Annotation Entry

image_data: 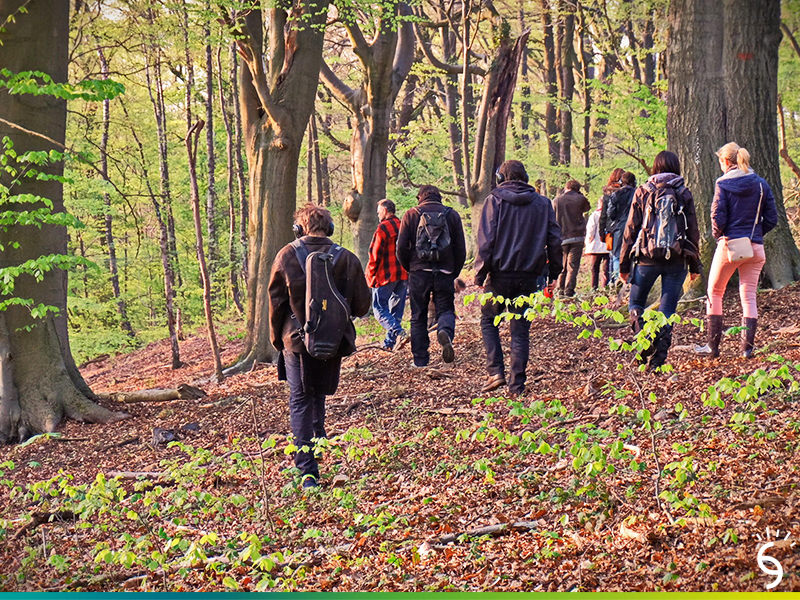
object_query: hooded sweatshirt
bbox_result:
[474,180,563,286]
[619,172,702,275]
[712,168,778,243]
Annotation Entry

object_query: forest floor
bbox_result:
[1,276,800,591]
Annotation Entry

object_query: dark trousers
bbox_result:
[408,270,456,367]
[480,274,539,394]
[558,243,583,296]
[588,254,610,289]
[283,350,340,479]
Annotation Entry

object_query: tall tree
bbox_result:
[226,0,330,371]
[0,0,127,442]
[555,0,576,166]
[319,0,415,263]
[97,46,135,337]
[667,0,800,288]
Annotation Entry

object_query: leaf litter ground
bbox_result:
[1,281,799,591]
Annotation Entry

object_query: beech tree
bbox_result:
[319,0,414,262]
[0,0,127,442]
[226,0,330,370]
[667,0,800,287]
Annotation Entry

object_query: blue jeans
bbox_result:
[372,279,407,348]
[628,262,687,317]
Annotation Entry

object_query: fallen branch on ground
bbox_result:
[13,511,76,540]
[433,520,537,544]
[97,384,206,404]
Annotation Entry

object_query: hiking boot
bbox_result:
[741,317,758,359]
[649,325,673,370]
[437,329,455,363]
[301,475,319,489]
[694,314,723,358]
[480,374,506,394]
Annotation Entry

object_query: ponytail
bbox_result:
[716,141,751,172]
[736,147,751,172]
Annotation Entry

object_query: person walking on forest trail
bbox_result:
[396,185,466,367]
[269,204,371,489]
[605,171,637,281]
[553,179,591,297]
[599,167,625,283]
[619,151,702,370]
[474,160,563,396]
[365,199,408,351]
[694,142,778,359]
[584,197,610,290]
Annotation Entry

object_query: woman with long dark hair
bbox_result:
[619,151,702,370]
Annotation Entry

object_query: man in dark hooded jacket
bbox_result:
[397,185,466,367]
[474,160,563,396]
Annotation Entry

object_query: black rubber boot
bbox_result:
[630,308,652,363]
[695,314,723,358]
[741,317,758,359]
[649,324,673,370]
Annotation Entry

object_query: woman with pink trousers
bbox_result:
[696,142,778,359]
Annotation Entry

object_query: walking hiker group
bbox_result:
[268,144,778,490]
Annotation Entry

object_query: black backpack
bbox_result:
[290,239,350,360]
[415,206,452,262]
[634,181,688,261]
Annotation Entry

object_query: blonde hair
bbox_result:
[716,142,751,172]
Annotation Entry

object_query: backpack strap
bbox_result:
[328,243,345,266]
[290,239,310,275]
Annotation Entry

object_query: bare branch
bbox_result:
[413,23,486,76]
[319,61,361,114]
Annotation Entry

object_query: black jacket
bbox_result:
[474,180,563,286]
[396,200,466,275]
[606,185,635,235]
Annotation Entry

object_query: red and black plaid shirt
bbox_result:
[365,215,408,287]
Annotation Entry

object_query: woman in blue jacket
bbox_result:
[696,142,778,359]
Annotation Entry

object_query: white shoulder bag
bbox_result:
[725,183,762,263]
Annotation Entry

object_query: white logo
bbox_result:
[756,527,797,590]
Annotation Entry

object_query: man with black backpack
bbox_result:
[268,204,371,489]
[396,185,466,367]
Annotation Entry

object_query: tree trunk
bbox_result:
[320,6,415,263]
[0,0,127,443]
[217,46,243,314]
[555,0,575,166]
[231,2,330,371]
[310,115,324,206]
[667,0,800,289]
[120,101,181,369]
[231,46,249,283]
[466,28,531,227]
[541,0,559,166]
[186,121,224,382]
[204,14,219,282]
[578,4,592,174]
[97,47,135,338]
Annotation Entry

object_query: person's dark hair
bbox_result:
[606,168,625,187]
[651,151,681,176]
[294,203,333,235]
[378,198,396,213]
[565,179,581,192]
[621,171,636,186]
[498,160,528,182]
[417,184,442,204]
